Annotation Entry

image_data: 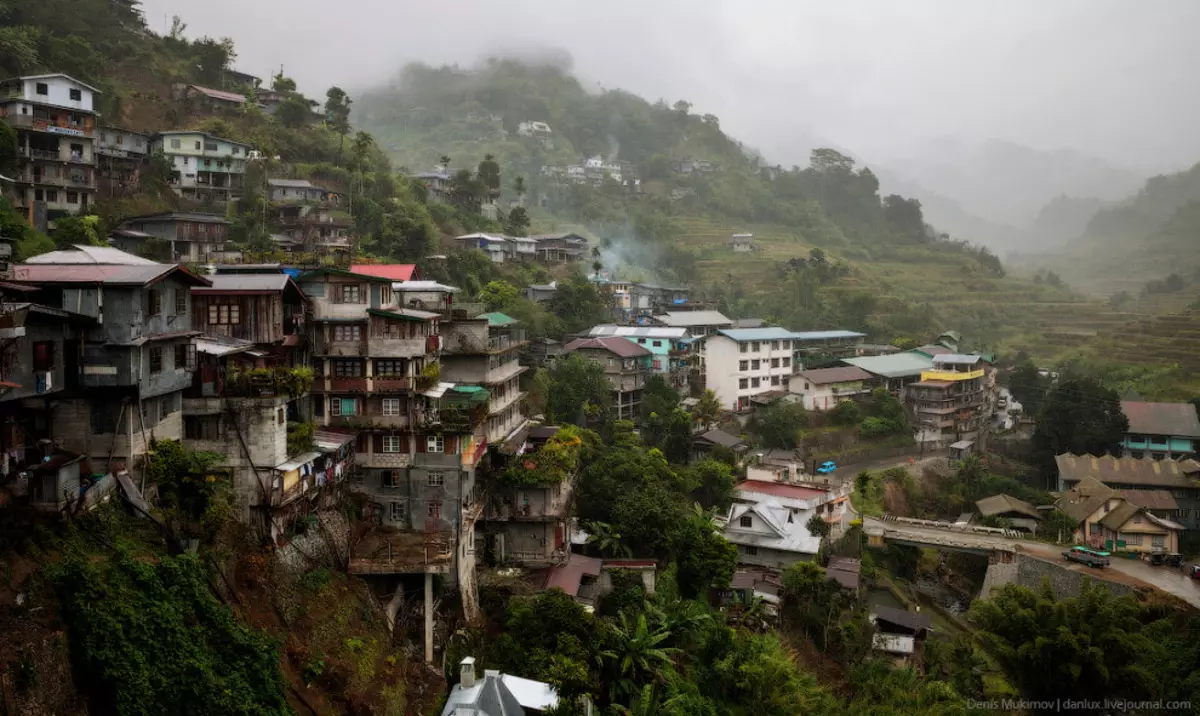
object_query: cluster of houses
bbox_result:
[540,155,641,193]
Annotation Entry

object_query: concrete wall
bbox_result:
[54,393,184,471]
[734,544,813,570]
[980,554,1137,601]
[0,321,70,403]
[183,396,289,520]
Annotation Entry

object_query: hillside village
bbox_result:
[0,4,1199,716]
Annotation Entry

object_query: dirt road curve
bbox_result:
[1020,542,1200,608]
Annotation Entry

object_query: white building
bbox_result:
[517,120,553,140]
[731,233,753,252]
[651,310,732,338]
[151,130,253,202]
[787,366,875,411]
[0,74,101,220]
[701,328,808,411]
[722,480,844,569]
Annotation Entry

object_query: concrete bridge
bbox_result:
[862,515,1029,560]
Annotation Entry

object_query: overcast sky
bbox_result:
[139,0,1200,172]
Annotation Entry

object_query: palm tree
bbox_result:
[584,520,631,558]
[439,154,451,170]
[591,246,603,279]
[692,389,722,431]
[513,175,526,206]
[725,594,770,632]
[600,611,681,701]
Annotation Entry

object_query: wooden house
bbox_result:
[191,273,307,349]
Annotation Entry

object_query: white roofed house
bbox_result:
[722,480,846,568]
[587,324,692,390]
[0,74,101,225]
[787,365,875,411]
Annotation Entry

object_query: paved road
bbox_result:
[863,516,1026,554]
[1020,542,1200,608]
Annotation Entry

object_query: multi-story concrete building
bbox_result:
[151,130,252,202]
[561,336,651,421]
[12,246,209,473]
[440,311,528,447]
[701,328,808,411]
[586,325,691,390]
[95,126,150,197]
[1119,401,1200,460]
[480,425,575,566]
[113,212,234,263]
[906,354,995,449]
[0,74,100,224]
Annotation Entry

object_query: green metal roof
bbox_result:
[478,311,518,327]
[842,351,934,378]
[444,385,490,405]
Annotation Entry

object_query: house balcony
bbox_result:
[311,302,371,321]
[21,148,61,161]
[5,114,94,137]
[324,377,369,393]
[17,171,95,189]
[321,340,368,357]
[368,337,433,358]
[372,377,414,393]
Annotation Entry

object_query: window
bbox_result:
[782,357,791,368]
[751,377,760,388]
[175,289,188,316]
[92,402,122,434]
[32,341,54,371]
[182,157,189,166]
[427,434,444,453]
[746,546,758,556]
[1123,534,1142,546]
[333,360,363,377]
[207,303,240,325]
[331,398,357,416]
[184,415,220,441]
[314,398,324,417]
[1152,535,1165,548]
[149,346,162,373]
[66,192,78,204]
[384,471,401,488]
[69,88,82,101]
[751,341,760,352]
[428,501,442,520]
[148,289,162,316]
[382,435,402,453]
[35,82,48,95]
[739,360,748,371]
[389,502,404,520]
[333,324,362,342]
[194,141,201,150]
[34,189,43,201]
[427,472,444,487]
[771,376,780,386]
[174,343,196,371]
[380,285,393,305]
[751,359,760,370]
[340,284,362,303]
[652,340,662,348]
[771,358,780,368]
[1090,523,1102,535]
[376,359,404,377]
[739,378,748,389]
[739,343,747,353]
[46,190,57,203]
[771,341,780,350]
[277,407,285,425]
[382,398,401,416]
[204,142,218,151]
[739,515,752,528]
[231,146,241,155]
[170,138,181,149]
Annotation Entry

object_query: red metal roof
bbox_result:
[543,554,602,596]
[348,264,418,281]
[734,480,829,501]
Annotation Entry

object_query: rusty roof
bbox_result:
[12,263,209,287]
[1055,453,1197,489]
[793,366,874,385]
[1120,401,1200,438]
[562,336,651,358]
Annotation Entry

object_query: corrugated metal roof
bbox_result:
[715,327,809,342]
[199,274,290,291]
[792,330,867,340]
[25,244,158,265]
[975,493,1041,520]
[479,312,518,327]
[1121,401,1200,438]
[186,84,247,103]
[392,280,458,292]
[12,263,208,286]
[268,178,320,189]
[314,429,356,452]
[275,451,320,473]
[588,324,689,339]
[195,336,255,356]
[843,352,934,378]
[793,366,874,384]
[933,353,984,365]
[654,310,732,327]
[348,264,417,281]
[498,675,559,712]
[124,212,231,225]
[563,336,651,358]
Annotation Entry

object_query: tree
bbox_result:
[828,400,861,427]
[479,279,520,311]
[548,272,609,333]
[691,389,722,431]
[275,94,312,129]
[756,401,808,449]
[547,353,612,424]
[970,582,1158,702]
[271,72,296,92]
[477,153,501,193]
[684,459,736,511]
[806,513,831,540]
[584,520,632,558]
[324,86,352,158]
[674,514,737,597]
[810,148,854,175]
[1008,359,1048,416]
[600,611,681,701]
[52,215,106,248]
[504,206,531,236]
[0,119,17,175]
[194,36,235,85]
[1031,377,1127,478]
[513,175,527,202]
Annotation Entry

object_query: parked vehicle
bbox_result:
[1149,552,1184,567]
[1189,564,1200,580]
[1063,546,1110,568]
[816,461,837,475]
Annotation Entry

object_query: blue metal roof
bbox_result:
[792,330,867,341]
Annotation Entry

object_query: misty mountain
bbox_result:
[1030,195,1113,245]
[880,137,1144,229]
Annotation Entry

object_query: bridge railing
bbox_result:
[879,514,1031,540]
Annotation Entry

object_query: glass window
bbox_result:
[783,357,791,367]
[739,344,747,353]
[35,82,48,95]
[333,324,362,342]
[389,501,404,520]
[746,546,758,556]
[46,190,58,202]
[194,141,201,150]
[149,346,162,373]
[751,359,760,370]
[771,376,780,386]
[382,398,401,416]
[173,343,196,371]
[331,398,357,416]
[428,501,442,519]
[740,515,752,527]
[652,340,662,347]
[66,192,78,204]
[170,138,181,149]
[382,435,401,453]
[147,289,162,315]
[333,360,362,377]
[427,472,444,487]
[1152,535,1165,548]
[739,378,748,389]
[207,303,240,325]
[204,142,218,151]
[340,284,362,303]
[384,471,401,488]
[772,358,780,368]
[751,341,760,352]
[751,377,760,388]
[427,434,444,453]
[739,360,748,371]
[376,359,403,376]
[69,88,82,101]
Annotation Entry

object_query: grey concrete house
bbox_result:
[480,426,574,566]
[440,311,528,447]
[561,336,651,421]
[115,212,235,263]
[13,247,210,473]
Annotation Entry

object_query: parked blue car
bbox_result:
[816,461,838,474]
